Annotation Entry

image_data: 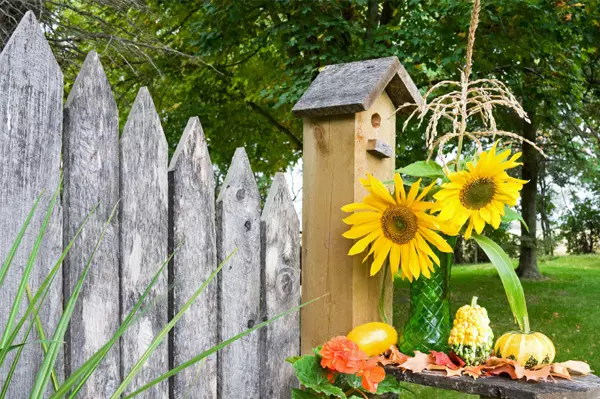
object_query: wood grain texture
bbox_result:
[260,173,301,398]
[62,51,121,398]
[301,92,395,354]
[0,11,64,397]
[168,117,217,399]
[216,148,261,399]
[386,368,600,399]
[292,56,400,117]
[120,87,168,397]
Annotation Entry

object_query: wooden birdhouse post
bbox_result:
[293,56,422,352]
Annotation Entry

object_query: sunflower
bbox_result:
[433,142,528,239]
[342,173,452,282]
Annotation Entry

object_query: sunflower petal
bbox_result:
[371,239,392,276]
[394,173,406,202]
[389,244,401,278]
[406,178,423,205]
[342,202,381,213]
[419,227,453,253]
[408,241,420,280]
[342,220,381,239]
[348,230,380,255]
[400,244,412,282]
[368,174,396,206]
[342,211,381,225]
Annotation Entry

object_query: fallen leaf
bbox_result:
[464,366,483,380]
[430,350,460,370]
[448,351,466,368]
[485,365,518,379]
[522,366,551,382]
[426,364,447,371]
[400,351,433,373]
[380,345,410,366]
[558,360,591,375]
[550,364,572,380]
[446,367,464,377]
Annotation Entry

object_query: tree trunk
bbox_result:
[538,160,553,255]
[517,112,543,279]
[366,0,381,41]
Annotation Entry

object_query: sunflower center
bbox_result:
[381,205,418,244]
[460,178,496,210]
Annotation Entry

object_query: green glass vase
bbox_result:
[398,237,456,354]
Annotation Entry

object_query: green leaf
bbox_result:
[502,206,529,232]
[396,161,445,178]
[286,356,302,365]
[473,235,530,332]
[376,375,414,395]
[292,388,323,399]
[293,355,346,398]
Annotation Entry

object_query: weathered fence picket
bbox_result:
[0,11,302,398]
[0,11,64,397]
[216,148,263,398]
[63,50,121,398]
[120,88,169,397]
[260,173,301,398]
[168,117,218,399]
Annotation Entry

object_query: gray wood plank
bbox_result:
[62,51,120,398]
[120,87,169,397]
[260,173,301,399]
[216,148,262,399]
[0,11,64,397]
[168,117,217,399]
[386,368,600,399]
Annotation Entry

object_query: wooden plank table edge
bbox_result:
[385,366,600,399]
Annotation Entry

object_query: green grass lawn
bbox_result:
[392,254,600,398]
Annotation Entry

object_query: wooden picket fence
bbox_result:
[0,12,301,398]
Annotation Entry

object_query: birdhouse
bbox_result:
[293,56,422,353]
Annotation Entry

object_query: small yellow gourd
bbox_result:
[347,322,398,356]
[494,331,555,368]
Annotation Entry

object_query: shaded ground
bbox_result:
[393,254,600,398]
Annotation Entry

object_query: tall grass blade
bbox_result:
[56,250,178,399]
[54,244,181,397]
[0,203,98,370]
[0,186,59,352]
[473,234,530,332]
[1,311,35,399]
[0,193,43,289]
[30,204,118,399]
[121,295,326,399]
[111,250,238,399]
[26,284,60,391]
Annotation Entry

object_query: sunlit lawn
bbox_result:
[393,254,600,398]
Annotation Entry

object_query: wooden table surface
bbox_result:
[385,367,600,399]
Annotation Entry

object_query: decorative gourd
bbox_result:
[494,331,555,368]
[448,296,493,366]
[347,322,398,356]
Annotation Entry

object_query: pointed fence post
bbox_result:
[260,173,301,398]
[62,50,121,398]
[120,87,169,396]
[0,11,64,395]
[168,117,218,399]
[292,57,422,352]
[216,148,262,398]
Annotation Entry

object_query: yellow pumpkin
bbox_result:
[347,322,398,356]
[494,331,556,368]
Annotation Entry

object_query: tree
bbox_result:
[561,196,600,254]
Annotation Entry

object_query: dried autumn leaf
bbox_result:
[559,360,591,375]
[550,364,572,380]
[446,367,464,377]
[521,366,551,382]
[464,366,484,380]
[380,345,410,366]
[400,351,433,373]
[426,364,447,371]
[485,365,518,380]
[448,351,466,368]
[430,350,459,370]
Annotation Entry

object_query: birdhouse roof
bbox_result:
[292,56,422,118]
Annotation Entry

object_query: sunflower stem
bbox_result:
[378,263,390,324]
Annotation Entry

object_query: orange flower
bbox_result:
[320,336,368,374]
[357,357,386,393]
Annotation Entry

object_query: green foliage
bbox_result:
[473,235,530,333]
[396,161,445,178]
[560,196,600,254]
[293,355,347,398]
